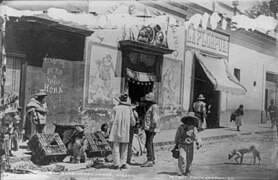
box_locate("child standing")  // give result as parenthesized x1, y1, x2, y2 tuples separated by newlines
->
(174, 112, 202, 176)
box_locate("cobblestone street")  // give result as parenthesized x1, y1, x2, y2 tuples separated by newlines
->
(3, 131, 278, 180)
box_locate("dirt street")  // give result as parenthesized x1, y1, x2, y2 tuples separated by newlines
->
(2, 132, 278, 180)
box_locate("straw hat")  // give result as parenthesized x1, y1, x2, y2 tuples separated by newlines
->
(181, 112, 199, 125)
(114, 93, 131, 106)
(142, 92, 156, 103)
(74, 126, 85, 136)
(197, 94, 205, 100)
(35, 89, 47, 97)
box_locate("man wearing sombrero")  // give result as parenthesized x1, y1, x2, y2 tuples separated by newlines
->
(192, 94, 207, 131)
(24, 89, 48, 140)
(109, 93, 136, 169)
(140, 92, 160, 167)
(174, 112, 202, 175)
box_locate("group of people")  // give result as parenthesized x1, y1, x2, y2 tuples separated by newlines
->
(0, 89, 48, 159)
(106, 92, 159, 169)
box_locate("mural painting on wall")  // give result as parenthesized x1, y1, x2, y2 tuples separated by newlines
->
(86, 44, 121, 107)
(160, 58, 182, 115)
(137, 24, 166, 47)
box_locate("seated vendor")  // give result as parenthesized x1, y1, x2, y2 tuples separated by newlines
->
(67, 126, 87, 163)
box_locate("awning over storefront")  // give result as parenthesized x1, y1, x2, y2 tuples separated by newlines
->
(195, 52, 247, 95)
(126, 68, 156, 82)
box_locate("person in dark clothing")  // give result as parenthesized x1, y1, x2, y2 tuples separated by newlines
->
(192, 94, 207, 131)
(232, 105, 244, 131)
(268, 99, 277, 129)
(140, 92, 160, 167)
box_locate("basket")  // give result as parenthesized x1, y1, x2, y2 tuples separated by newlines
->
(27, 133, 67, 165)
(85, 132, 112, 158)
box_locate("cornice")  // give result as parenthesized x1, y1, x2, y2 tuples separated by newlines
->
(142, 1, 277, 58)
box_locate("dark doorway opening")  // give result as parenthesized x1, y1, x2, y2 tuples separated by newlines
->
(128, 79, 153, 103)
(193, 57, 220, 128)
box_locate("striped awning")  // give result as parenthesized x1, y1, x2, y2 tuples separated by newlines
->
(195, 52, 247, 95)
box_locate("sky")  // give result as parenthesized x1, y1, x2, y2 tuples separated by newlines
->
(185, 0, 262, 12)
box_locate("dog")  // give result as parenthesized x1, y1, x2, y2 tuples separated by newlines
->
(228, 145, 261, 165)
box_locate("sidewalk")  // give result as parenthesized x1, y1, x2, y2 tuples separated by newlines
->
(153, 121, 277, 147)
(9, 121, 277, 163)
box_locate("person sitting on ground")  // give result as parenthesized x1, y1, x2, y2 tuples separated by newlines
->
(68, 126, 87, 163)
(100, 123, 109, 140)
(174, 112, 202, 176)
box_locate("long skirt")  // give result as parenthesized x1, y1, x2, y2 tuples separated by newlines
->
(235, 116, 242, 127)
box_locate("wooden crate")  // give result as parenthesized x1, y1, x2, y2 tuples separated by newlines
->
(27, 133, 67, 165)
(85, 132, 112, 158)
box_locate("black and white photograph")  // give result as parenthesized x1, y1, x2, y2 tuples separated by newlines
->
(0, 0, 278, 179)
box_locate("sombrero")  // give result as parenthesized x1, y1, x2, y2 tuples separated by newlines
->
(35, 89, 47, 97)
(181, 112, 199, 126)
(197, 94, 205, 100)
(73, 126, 85, 137)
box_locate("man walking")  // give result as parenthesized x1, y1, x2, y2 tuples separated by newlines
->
(192, 94, 207, 131)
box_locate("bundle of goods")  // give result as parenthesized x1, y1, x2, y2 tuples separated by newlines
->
(27, 133, 67, 165)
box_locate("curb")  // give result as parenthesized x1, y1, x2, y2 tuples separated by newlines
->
(9, 130, 276, 163)
(153, 129, 276, 148)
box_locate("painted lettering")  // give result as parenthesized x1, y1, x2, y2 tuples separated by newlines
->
(186, 25, 229, 56)
(59, 87, 63, 93)
(53, 87, 58, 93)
(44, 84, 49, 92)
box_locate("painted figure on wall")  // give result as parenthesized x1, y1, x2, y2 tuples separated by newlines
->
(90, 54, 116, 104)
(161, 63, 180, 114)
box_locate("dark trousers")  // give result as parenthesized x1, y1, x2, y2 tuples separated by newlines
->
(145, 130, 156, 161)
(127, 126, 134, 163)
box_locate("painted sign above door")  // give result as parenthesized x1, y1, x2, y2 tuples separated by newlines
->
(186, 25, 229, 57)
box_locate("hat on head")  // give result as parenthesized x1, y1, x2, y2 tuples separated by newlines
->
(142, 92, 156, 103)
(181, 112, 199, 126)
(74, 126, 85, 136)
(197, 94, 205, 100)
(35, 89, 47, 97)
(114, 93, 131, 105)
